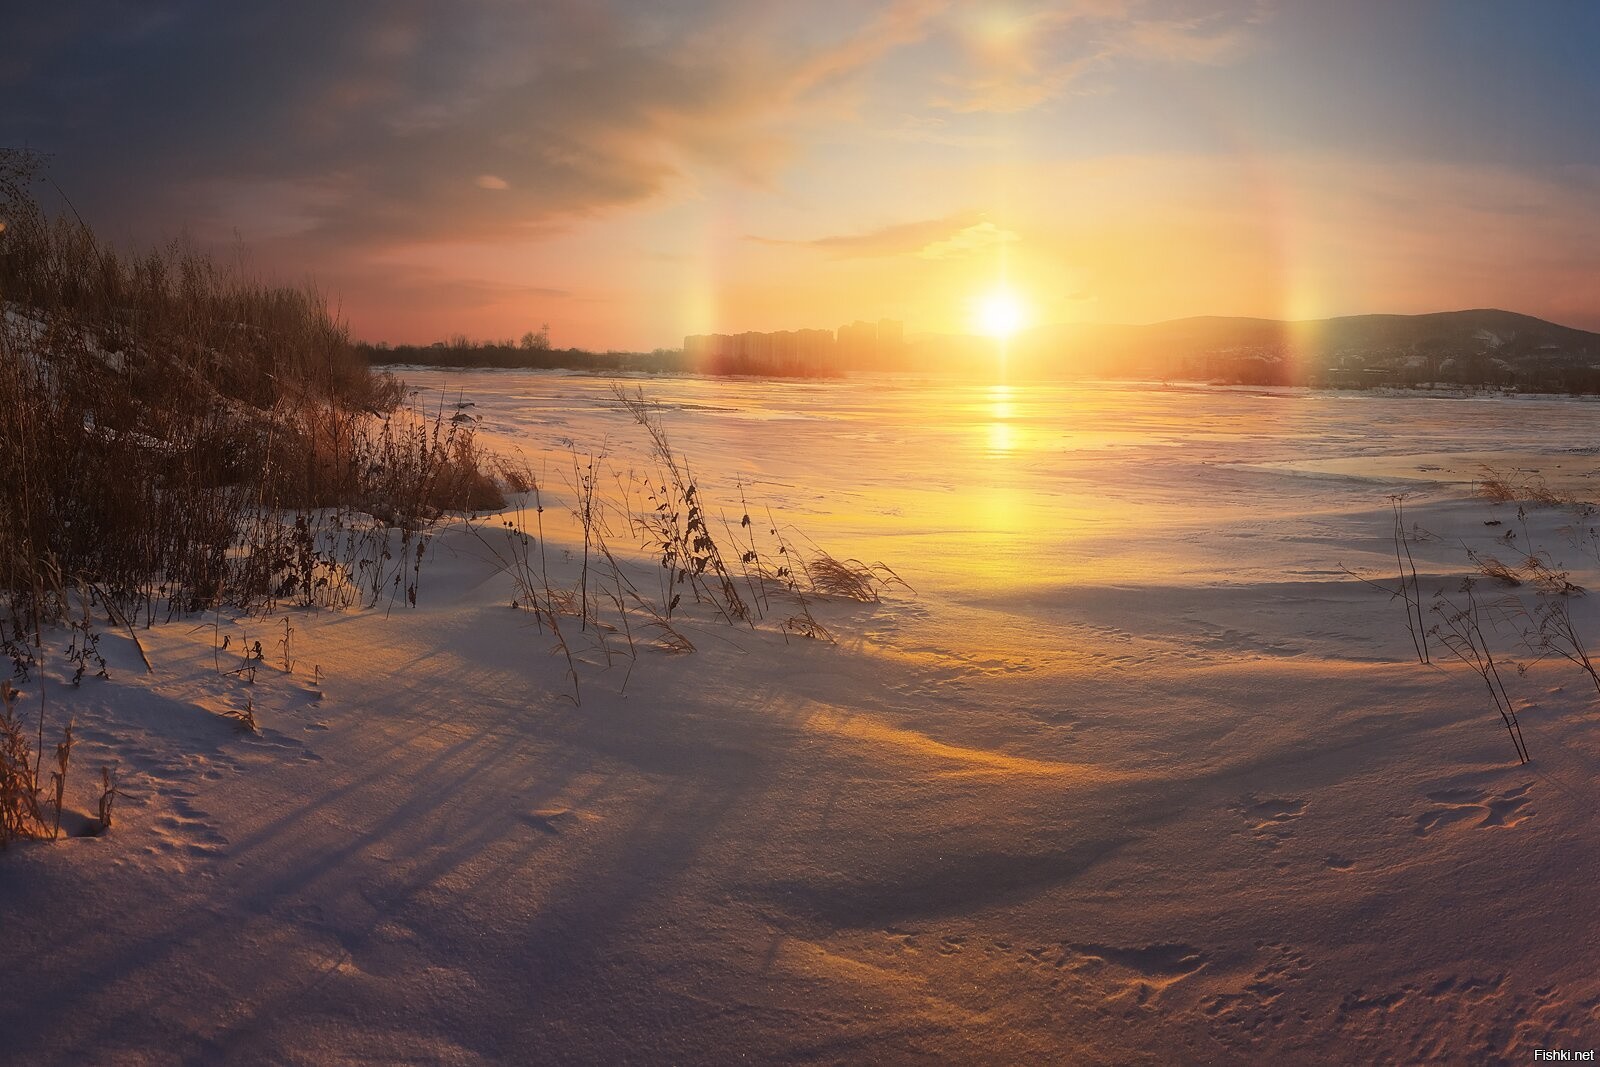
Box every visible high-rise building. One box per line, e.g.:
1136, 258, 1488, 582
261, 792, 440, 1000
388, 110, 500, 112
836, 320, 878, 365
682, 325, 844, 376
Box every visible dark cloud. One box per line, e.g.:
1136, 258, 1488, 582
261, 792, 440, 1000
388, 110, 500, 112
0, 2, 944, 341
0, 2, 929, 252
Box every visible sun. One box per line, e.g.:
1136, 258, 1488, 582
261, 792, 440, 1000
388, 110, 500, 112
975, 288, 1027, 340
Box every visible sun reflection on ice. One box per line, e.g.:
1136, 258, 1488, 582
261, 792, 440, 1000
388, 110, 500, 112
986, 383, 1017, 456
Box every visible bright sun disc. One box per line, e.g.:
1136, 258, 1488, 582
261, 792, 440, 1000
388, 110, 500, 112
976, 289, 1026, 339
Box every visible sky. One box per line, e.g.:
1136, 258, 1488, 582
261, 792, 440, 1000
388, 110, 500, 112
4, 1, 1600, 350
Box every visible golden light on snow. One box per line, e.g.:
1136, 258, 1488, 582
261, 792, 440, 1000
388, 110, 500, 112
975, 288, 1027, 339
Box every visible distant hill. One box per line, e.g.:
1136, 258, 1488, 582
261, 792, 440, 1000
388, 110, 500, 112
997, 309, 1600, 388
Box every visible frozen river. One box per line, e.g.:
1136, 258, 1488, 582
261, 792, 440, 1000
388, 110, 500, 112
403, 369, 1600, 595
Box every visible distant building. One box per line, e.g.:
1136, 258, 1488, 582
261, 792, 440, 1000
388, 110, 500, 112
836, 320, 877, 365
681, 328, 841, 376
683, 334, 715, 363
876, 319, 906, 368
683, 318, 902, 375
795, 328, 834, 372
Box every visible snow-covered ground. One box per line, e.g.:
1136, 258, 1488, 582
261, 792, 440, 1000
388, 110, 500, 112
7, 373, 1600, 1064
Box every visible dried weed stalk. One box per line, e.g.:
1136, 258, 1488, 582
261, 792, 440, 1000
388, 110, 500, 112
1431, 581, 1530, 764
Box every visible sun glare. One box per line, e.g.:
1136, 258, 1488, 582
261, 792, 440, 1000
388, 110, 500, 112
976, 289, 1027, 340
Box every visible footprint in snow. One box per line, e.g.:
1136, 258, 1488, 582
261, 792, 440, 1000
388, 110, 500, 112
1235, 794, 1307, 848
521, 808, 580, 834
1413, 782, 1533, 837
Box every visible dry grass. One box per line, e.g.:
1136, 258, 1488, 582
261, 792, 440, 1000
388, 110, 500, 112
1431, 581, 1530, 765
0, 151, 500, 646
1476, 472, 1518, 504
1470, 553, 1524, 586
1527, 597, 1600, 697
611, 385, 748, 624
0, 679, 77, 846
96, 766, 118, 831
804, 552, 909, 602
1476, 466, 1568, 507
0, 680, 46, 846
1373, 489, 1600, 764
2, 153, 505, 841
458, 388, 913, 703
1465, 546, 1584, 595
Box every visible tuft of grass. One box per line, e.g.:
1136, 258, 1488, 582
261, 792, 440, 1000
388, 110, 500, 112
804, 552, 910, 603
0, 679, 76, 846
96, 765, 118, 832
0, 680, 46, 846
1476, 472, 1518, 504
1465, 545, 1584, 595
1469, 552, 1523, 587
1475, 466, 1568, 508
235, 694, 259, 734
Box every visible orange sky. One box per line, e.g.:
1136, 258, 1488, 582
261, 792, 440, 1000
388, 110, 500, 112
10, 3, 1600, 348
